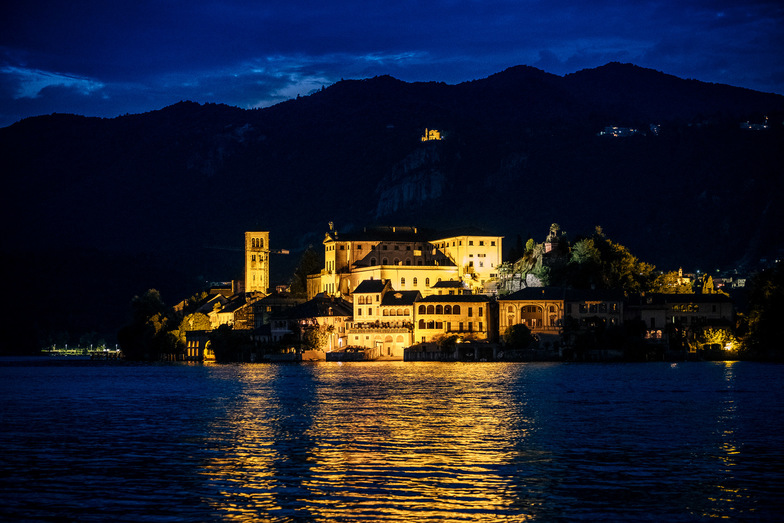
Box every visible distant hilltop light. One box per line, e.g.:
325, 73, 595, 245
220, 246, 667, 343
421, 128, 442, 141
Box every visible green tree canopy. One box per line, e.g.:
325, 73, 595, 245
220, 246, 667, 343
743, 265, 784, 357
289, 246, 321, 297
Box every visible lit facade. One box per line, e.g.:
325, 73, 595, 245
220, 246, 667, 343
499, 287, 566, 336
430, 230, 503, 291
347, 279, 420, 359
245, 231, 270, 294
314, 225, 458, 298
413, 294, 495, 344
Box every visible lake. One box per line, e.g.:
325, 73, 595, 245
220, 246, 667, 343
1, 359, 783, 521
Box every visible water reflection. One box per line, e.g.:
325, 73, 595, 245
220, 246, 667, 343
200, 363, 538, 521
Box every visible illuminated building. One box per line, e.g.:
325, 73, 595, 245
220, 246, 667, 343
347, 279, 420, 358
499, 287, 566, 336
245, 231, 270, 293
430, 228, 504, 291
420, 128, 442, 141
627, 293, 734, 349
312, 224, 460, 299
414, 294, 495, 344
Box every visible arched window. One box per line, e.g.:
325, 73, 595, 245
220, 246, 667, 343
417, 260, 423, 266
398, 308, 405, 316
549, 305, 556, 313
425, 278, 430, 286
370, 257, 377, 265
419, 319, 425, 329
382, 258, 388, 265
427, 305, 435, 314
389, 309, 396, 316
383, 309, 389, 316
406, 259, 412, 266
418, 305, 426, 314
435, 305, 443, 314
507, 306, 514, 313
453, 305, 461, 314
413, 277, 418, 286
444, 305, 452, 314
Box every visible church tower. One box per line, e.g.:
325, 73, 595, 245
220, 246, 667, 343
245, 231, 270, 294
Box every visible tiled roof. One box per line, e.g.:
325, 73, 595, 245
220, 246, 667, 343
354, 279, 388, 293
381, 290, 420, 306
417, 294, 491, 303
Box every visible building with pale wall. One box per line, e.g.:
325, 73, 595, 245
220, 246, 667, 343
312, 225, 461, 299
347, 279, 420, 358
413, 294, 495, 344
245, 231, 270, 294
430, 228, 503, 291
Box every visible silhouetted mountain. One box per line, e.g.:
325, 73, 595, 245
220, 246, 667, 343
2, 63, 782, 352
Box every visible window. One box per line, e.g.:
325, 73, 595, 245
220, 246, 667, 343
479, 241, 484, 246
401, 277, 406, 287
491, 241, 496, 246
370, 258, 377, 265
468, 307, 473, 317
251, 255, 256, 261
425, 278, 430, 286
469, 241, 474, 246
453, 305, 461, 314
358, 244, 363, 250
419, 319, 425, 329
358, 309, 362, 316
382, 258, 388, 265
382, 245, 388, 250
479, 307, 483, 317
413, 277, 418, 286
444, 305, 452, 314
427, 305, 435, 314
436, 305, 443, 314
394, 245, 399, 250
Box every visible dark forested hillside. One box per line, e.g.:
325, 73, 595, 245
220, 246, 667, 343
2, 62, 782, 352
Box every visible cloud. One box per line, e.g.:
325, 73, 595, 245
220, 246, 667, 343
2, 65, 104, 99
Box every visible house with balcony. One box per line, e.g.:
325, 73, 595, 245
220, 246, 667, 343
413, 294, 496, 344
346, 279, 420, 359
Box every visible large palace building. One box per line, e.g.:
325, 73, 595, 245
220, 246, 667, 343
308, 224, 503, 299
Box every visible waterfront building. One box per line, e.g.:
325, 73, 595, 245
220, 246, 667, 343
499, 287, 567, 336
347, 279, 420, 358
269, 295, 353, 350
413, 294, 496, 344
626, 293, 734, 348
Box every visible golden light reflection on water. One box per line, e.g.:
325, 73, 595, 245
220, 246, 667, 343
200, 363, 539, 521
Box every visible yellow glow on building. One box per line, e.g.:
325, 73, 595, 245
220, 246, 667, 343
245, 231, 270, 293
421, 128, 442, 141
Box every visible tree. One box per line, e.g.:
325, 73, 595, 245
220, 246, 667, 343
504, 324, 536, 349
651, 271, 693, 294
743, 265, 784, 357
302, 325, 328, 351
290, 246, 321, 297
117, 289, 183, 360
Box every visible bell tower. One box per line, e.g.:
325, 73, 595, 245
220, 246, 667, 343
245, 231, 270, 293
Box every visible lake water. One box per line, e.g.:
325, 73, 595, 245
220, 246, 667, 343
1, 359, 783, 521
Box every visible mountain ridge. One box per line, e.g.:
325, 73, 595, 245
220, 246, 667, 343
1, 62, 782, 351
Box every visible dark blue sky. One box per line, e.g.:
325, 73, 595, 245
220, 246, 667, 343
2, 0, 783, 127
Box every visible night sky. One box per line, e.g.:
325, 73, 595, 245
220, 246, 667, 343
2, 0, 783, 128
